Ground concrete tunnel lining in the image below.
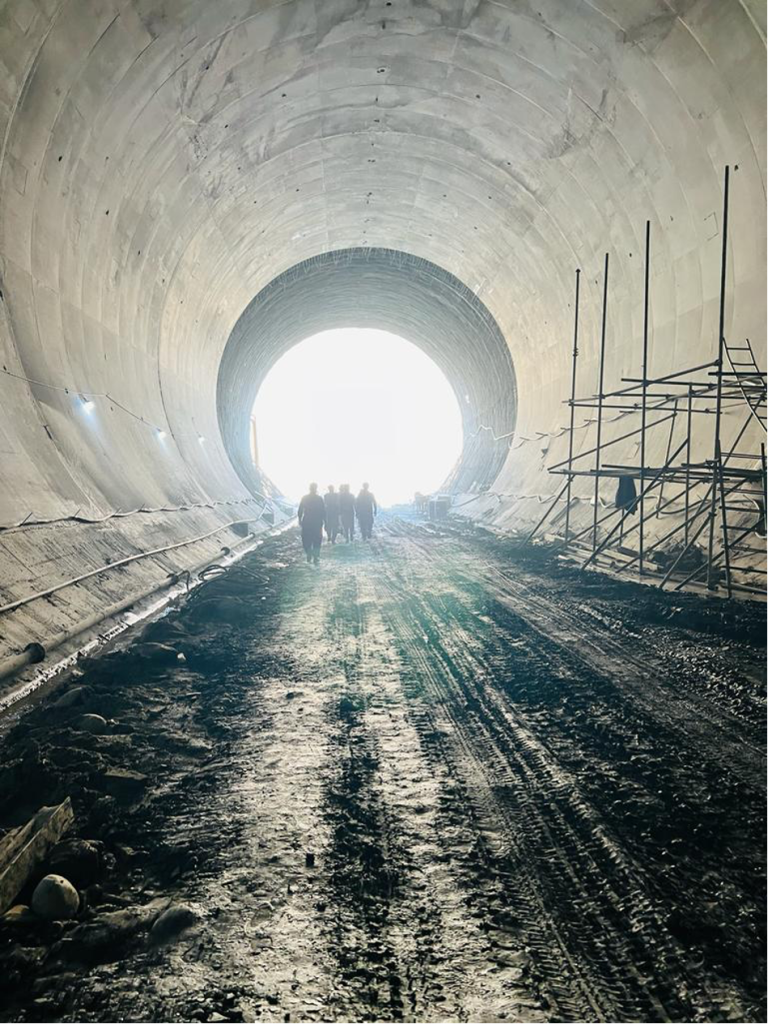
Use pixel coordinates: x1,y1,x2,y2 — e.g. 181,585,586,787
0,0,763,535
217,248,518,498
0,4,763,1015
0,0,764,674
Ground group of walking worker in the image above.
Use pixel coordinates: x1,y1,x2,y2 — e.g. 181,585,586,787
297,483,378,564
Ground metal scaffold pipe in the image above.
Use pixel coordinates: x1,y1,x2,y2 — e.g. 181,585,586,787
707,164,730,590
564,268,581,547
593,253,610,553
639,220,651,575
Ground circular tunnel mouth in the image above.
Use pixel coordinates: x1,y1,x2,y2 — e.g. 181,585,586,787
217,248,517,500
252,328,465,507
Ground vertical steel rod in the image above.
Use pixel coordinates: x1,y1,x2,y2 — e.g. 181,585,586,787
707,165,730,591
593,253,609,552
716,441,732,598
684,384,693,546
706,458,719,590
564,268,581,547
639,220,650,575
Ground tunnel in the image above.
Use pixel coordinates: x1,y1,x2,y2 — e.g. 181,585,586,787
217,247,517,497
0,0,764,647
0,3,765,1022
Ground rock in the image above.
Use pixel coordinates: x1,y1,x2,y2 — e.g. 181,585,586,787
2,903,33,923
50,898,169,963
47,839,104,888
99,769,147,802
75,714,109,734
136,642,181,664
88,795,116,827
52,686,91,710
113,843,138,860
82,883,104,907
111,721,134,735
1,944,47,987
142,620,189,644
191,596,251,624
31,874,80,920
149,902,199,944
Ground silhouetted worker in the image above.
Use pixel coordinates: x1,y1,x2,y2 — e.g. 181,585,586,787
298,482,325,565
339,484,355,542
356,482,378,540
325,485,340,544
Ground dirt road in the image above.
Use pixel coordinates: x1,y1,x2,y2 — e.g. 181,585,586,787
0,518,764,1023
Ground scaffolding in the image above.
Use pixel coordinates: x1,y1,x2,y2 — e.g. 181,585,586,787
528,167,767,599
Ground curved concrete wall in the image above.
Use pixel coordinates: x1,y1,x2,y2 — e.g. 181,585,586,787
217,248,517,496
0,0,764,630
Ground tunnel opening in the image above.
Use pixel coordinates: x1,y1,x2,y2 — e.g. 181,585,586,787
217,248,518,502
252,328,464,506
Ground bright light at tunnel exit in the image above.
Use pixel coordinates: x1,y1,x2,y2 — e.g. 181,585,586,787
253,329,464,507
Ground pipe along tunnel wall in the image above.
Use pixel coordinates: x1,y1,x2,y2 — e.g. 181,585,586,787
0,1,765,678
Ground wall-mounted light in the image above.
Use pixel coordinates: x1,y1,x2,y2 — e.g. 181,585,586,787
198,434,206,444
156,428,166,439
79,394,95,412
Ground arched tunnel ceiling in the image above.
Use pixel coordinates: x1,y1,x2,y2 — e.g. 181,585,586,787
0,0,764,526
217,248,517,495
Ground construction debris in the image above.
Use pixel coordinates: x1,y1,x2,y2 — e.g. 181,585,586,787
54,899,171,963
31,874,80,920
0,798,74,914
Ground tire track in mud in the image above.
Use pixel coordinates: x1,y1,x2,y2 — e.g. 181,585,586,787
373,523,764,1023
462,534,766,1006
470,580,766,996
376,578,629,1022
320,560,549,1022
321,575,407,1021
483,561,764,791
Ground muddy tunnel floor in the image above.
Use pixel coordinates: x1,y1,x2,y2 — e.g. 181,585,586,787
0,517,764,1024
